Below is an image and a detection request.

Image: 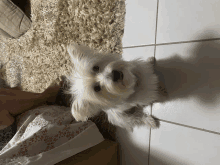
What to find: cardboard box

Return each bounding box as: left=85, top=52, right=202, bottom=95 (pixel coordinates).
left=55, top=140, right=119, bottom=165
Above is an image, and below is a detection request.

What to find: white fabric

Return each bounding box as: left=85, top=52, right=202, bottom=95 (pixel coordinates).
left=0, top=105, right=104, bottom=165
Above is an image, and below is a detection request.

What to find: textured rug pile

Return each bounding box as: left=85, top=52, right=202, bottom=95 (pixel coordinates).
left=0, top=0, right=126, bottom=93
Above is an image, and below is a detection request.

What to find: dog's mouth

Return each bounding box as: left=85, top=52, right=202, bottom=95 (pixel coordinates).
left=111, top=69, right=137, bottom=89
left=117, top=72, right=127, bottom=88
left=115, top=71, right=128, bottom=88
left=135, top=79, right=139, bottom=87
left=112, top=70, right=124, bottom=82
left=121, top=73, right=137, bottom=89
left=122, top=81, right=126, bottom=87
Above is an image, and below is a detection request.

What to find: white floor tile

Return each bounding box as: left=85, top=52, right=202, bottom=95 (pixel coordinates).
left=153, top=40, right=220, bottom=133
left=115, top=85, right=152, bottom=165
left=116, top=126, right=151, bottom=165
left=123, top=0, right=157, bottom=47
left=120, top=1, right=220, bottom=164
left=123, top=45, right=155, bottom=61
left=157, top=0, right=220, bottom=44
left=150, top=122, right=220, bottom=165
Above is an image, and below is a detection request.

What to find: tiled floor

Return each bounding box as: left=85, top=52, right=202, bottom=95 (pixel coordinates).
left=117, top=0, right=220, bottom=164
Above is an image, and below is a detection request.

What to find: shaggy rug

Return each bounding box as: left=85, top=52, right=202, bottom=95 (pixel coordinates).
left=0, top=0, right=126, bottom=93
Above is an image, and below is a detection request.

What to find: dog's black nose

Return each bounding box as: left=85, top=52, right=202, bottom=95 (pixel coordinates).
left=112, top=70, right=123, bottom=82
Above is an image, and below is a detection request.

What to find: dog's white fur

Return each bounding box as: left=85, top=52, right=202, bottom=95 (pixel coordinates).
left=65, top=43, right=160, bottom=131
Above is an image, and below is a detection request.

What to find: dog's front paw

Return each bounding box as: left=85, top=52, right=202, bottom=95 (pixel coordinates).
left=125, top=126, right=134, bottom=132
left=144, top=115, right=158, bottom=129
left=147, top=57, right=155, bottom=65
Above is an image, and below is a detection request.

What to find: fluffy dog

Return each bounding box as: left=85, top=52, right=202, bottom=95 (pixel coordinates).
left=64, top=43, right=161, bottom=131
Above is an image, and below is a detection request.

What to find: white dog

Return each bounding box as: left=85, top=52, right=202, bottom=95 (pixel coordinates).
left=64, top=43, right=160, bottom=131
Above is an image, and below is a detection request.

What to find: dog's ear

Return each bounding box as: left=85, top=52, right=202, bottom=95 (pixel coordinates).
left=71, top=98, right=102, bottom=122
left=67, top=43, right=83, bottom=63
left=67, top=43, right=94, bottom=63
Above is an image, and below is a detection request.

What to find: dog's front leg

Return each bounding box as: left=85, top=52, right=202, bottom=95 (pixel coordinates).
left=105, top=106, right=158, bottom=131
left=105, top=109, right=133, bottom=131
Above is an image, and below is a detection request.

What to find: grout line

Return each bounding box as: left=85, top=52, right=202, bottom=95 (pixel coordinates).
left=149, top=1, right=160, bottom=164
left=123, top=37, right=220, bottom=49
left=158, top=119, right=220, bottom=135
left=123, top=44, right=155, bottom=49
left=154, top=0, right=159, bottom=58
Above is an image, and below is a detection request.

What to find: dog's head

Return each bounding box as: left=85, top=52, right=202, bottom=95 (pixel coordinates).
left=65, top=43, right=137, bottom=121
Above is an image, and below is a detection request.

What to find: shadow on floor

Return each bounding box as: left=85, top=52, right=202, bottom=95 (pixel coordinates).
left=155, top=32, right=220, bottom=108
left=116, top=127, right=190, bottom=165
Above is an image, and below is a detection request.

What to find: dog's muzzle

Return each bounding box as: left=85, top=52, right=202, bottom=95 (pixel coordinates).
left=112, top=70, right=124, bottom=82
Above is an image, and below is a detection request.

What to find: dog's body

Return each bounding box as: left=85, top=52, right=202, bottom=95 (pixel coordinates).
left=65, top=43, right=160, bottom=131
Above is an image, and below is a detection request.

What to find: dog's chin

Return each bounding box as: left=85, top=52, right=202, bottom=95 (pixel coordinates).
left=122, top=78, right=136, bottom=88
left=122, top=71, right=137, bottom=89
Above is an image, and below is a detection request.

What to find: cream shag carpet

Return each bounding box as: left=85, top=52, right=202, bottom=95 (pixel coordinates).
left=0, top=0, right=126, bottom=93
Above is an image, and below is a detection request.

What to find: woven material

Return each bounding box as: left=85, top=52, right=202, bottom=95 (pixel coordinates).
left=0, top=105, right=104, bottom=165
left=0, top=120, right=17, bottom=151
left=0, top=0, right=126, bottom=94
left=0, top=0, right=31, bottom=38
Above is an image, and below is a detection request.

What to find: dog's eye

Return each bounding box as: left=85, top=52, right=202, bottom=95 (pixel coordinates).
left=93, top=66, right=99, bottom=72
left=94, top=84, right=101, bottom=92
